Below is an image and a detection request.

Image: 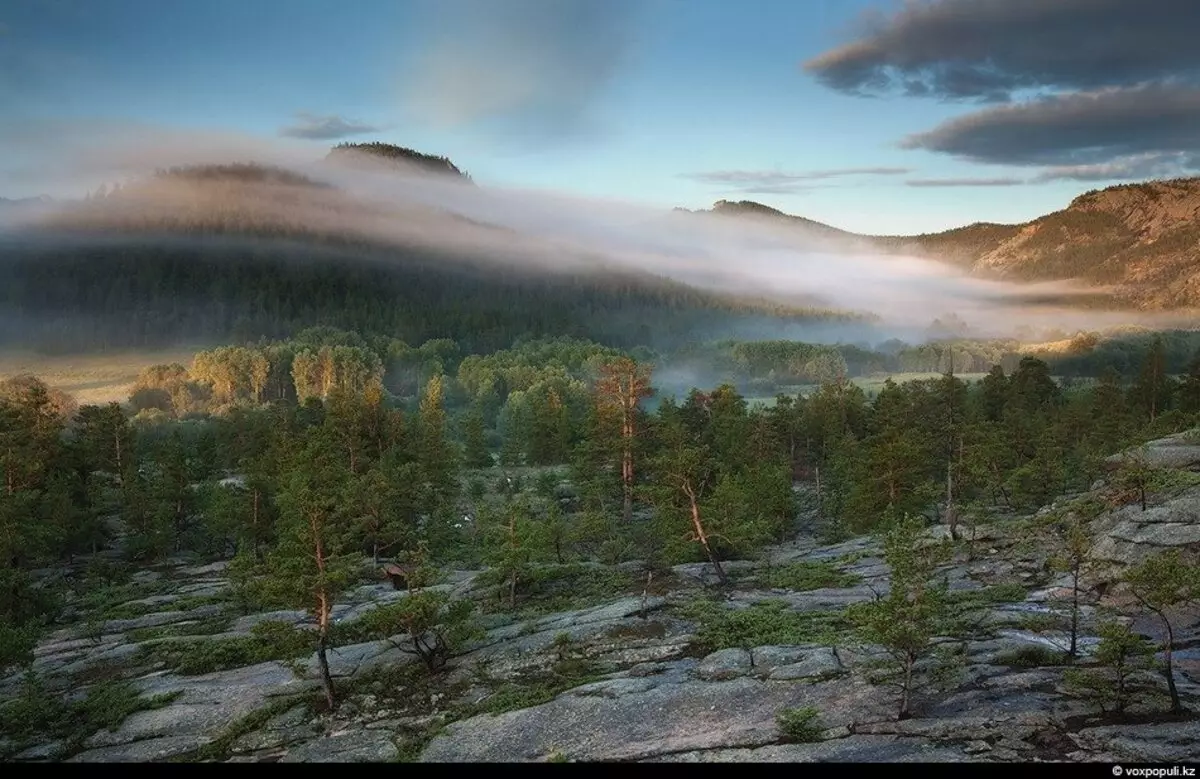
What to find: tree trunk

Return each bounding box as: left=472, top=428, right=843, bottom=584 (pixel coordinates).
left=899, top=652, right=914, bottom=719
left=945, top=459, right=959, bottom=541
left=1068, top=565, right=1080, bottom=660
left=1162, top=614, right=1181, bottom=714
left=316, top=594, right=336, bottom=711
left=684, top=480, right=726, bottom=585
left=310, top=512, right=336, bottom=710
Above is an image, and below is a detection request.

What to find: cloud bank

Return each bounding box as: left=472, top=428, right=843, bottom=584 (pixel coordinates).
left=0, top=123, right=1137, bottom=341
left=681, top=167, right=910, bottom=195
left=806, top=0, right=1200, bottom=182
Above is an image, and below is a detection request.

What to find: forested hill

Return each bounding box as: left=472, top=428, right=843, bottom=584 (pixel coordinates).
left=325, top=142, right=473, bottom=182
left=681, top=200, right=855, bottom=241
left=0, top=161, right=863, bottom=355
left=699, top=178, right=1200, bottom=310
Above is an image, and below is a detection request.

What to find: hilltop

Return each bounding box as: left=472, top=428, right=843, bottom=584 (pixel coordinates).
left=325, top=142, right=473, bottom=182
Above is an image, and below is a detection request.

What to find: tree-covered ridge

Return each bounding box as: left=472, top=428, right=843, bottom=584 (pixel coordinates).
left=326, top=142, right=472, bottom=182
left=150, top=164, right=331, bottom=189
left=0, top=233, right=863, bottom=354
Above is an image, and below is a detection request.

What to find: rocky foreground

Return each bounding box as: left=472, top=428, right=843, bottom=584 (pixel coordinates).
left=3, top=434, right=1200, bottom=763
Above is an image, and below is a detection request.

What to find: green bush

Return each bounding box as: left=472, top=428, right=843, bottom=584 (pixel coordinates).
left=151, top=620, right=313, bottom=675
left=0, top=676, right=180, bottom=755
left=994, top=644, right=1069, bottom=668
left=776, top=705, right=824, bottom=743
left=762, top=561, right=862, bottom=592
left=682, top=599, right=848, bottom=652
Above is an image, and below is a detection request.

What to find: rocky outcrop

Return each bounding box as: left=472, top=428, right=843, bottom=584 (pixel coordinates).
left=6, top=474, right=1199, bottom=764
left=1103, top=434, right=1200, bottom=472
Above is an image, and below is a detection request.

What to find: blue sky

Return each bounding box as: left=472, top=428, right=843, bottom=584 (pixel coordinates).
left=3, top=0, right=1197, bottom=234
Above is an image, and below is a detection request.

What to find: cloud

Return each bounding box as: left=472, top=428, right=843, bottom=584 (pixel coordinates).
left=905, top=177, right=1026, bottom=187
left=0, top=119, right=1158, bottom=343
left=805, top=1, right=1200, bottom=184
left=0, top=118, right=315, bottom=195
left=1032, top=152, right=1200, bottom=183
left=400, top=0, right=645, bottom=146
left=278, top=113, right=381, bottom=141
left=900, top=84, right=1200, bottom=175
left=681, top=167, right=910, bottom=194
left=804, top=0, right=1200, bottom=101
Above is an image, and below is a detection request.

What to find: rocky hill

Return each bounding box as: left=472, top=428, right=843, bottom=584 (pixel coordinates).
left=705, top=178, right=1200, bottom=310
left=3, top=431, right=1198, bottom=763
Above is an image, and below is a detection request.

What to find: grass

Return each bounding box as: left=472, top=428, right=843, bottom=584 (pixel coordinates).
left=477, top=563, right=641, bottom=617
left=946, top=583, right=1028, bottom=609
left=760, top=561, right=863, bottom=592
left=0, top=347, right=201, bottom=406
left=171, top=696, right=308, bottom=763
left=0, top=676, right=182, bottom=758
left=71, top=579, right=179, bottom=622
left=776, top=705, right=825, bottom=743
left=1148, top=468, right=1200, bottom=495
left=467, top=665, right=605, bottom=717
left=461, top=636, right=606, bottom=718
left=679, top=599, right=850, bottom=652
left=1013, top=613, right=1063, bottom=633
left=125, top=616, right=232, bottom=642
left=141, top=620, right=314, bottom=675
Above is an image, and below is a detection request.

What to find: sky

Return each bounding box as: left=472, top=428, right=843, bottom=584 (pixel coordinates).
left=2, top=0, right=1199, bottom=234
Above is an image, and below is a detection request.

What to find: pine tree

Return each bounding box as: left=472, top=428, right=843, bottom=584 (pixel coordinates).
left=461, top=404, right=493, bottom=468
left=264, top=428, right=358, bottom=710
left=1123, top=550, right=1200, bottom=714
left=645, top=408, right=727, bottom=584
left=848, top=515, right=955, bottom=719
left=417, top=374, right=459, bottom=517
left=593, top=357, right=654, bottom=524
left=1128, top=336, right=1172, bottom=423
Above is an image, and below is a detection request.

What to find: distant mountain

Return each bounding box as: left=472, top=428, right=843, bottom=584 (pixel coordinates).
left=698, top=179, right=1200, bottom=309
left=325, top=142, right=473, bottom=182
left=683, top=199, right=855, bottom=240
left=876, top=178, right=1200, bottom=309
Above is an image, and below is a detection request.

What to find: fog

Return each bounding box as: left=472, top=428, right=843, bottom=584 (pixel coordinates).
left=0, top=124, right=1185, bottom=350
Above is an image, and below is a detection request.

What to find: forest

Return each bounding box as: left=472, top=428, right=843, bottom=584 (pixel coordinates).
left=2, top=324, right=1197, bottom=708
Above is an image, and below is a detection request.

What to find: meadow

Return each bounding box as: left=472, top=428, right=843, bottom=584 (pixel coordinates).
left=0, top=348, right=201, bottom=405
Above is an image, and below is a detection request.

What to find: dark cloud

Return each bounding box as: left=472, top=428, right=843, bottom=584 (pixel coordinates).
left=682, top=167, right=909, bottom=194
left=901, top=84, right=1200, bottom=172
left=905, top=177, right=1026, bottom=187
left=278, top=113, right=381, bottom=141
left=401, top=0, right=645, bottom=147
left=804, top=0, right=1200, bottom=101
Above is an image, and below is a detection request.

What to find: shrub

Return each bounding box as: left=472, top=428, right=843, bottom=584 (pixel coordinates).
left=762, top=561, right=862, bottom=592
left=994, top=645, right=1069, bottom=668
left=682, top=599, right=848, bottom=652
left=776, top=706, right=824, bottom=743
